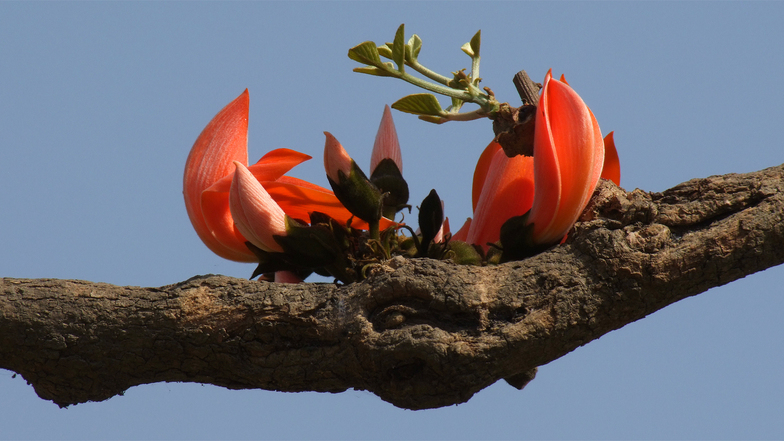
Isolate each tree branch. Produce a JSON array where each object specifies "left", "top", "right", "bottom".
[{"left": 2, "top": 164, "right": 783, "bottom": 410}]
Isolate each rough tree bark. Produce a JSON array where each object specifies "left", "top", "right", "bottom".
[{"left": 2, "top": 164, "right": 783, "bottom": 410}]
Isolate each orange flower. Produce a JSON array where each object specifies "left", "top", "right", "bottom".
[
  {"left": 464, "top": 71, "right": 615, "bottom": 253},
  {"left": 183, "top": 90, "right": 252, "bottom": 261},
  {"left": 527, "top": 70, "right": 605, "bottom": 245},
  {"left": 465, "top": 141, "right": 535, "bottom": 250},
  {"left": 184, "top": 90, "right": 366, "bottom": 262}
]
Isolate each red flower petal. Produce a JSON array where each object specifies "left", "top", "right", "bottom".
[{"left": 183, "top": 89, "right": 254, "bottom": 261}]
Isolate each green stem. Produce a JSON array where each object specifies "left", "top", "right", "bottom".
[
  {"left": 369, "top": 219, "right": 380, "bottom": 241},
  {"left": 440, "top": 107, "right": 495, "bottom": 122},
  {"left": 379, "top": 62, "right": 494, "bottom": 109},
  {"left": 394, "top": 69, "right": 476, "bottom": 102},
  {"left": 471, "top": 55, "right": 480, "bottom": 87},
  {"left": 407, "top": 59, "right": 452, "bottom": 85}
]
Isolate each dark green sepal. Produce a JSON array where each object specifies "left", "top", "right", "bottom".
[
  {"left": 444, "top": 240, "right": 483, "bottom": 266},
  {"left": 273, "top": 215, "right": 357, "bottom": 284},
  {"left": 370, "top": 158, "right": 409, "bottom": 217},
  {"left": 244, "top": 241, "right": 301, "bottom": 280},
  {"left": 417, "top": 189, "right": 443, "bottom": 257},
  {"left": 327, "top": 160, "right": 383, "bottom": 224},
  {"left": 309, "top": 211, "right": 352, "bottom": 250},
  {"left": 273, "top": 216, "right": 344, "bottom": 269},
  {"left": 498, "top": 211, "right": 550, "bottom": 262},
  {"left": 485, "top": 243, "right": 503, "bottom": 265}
]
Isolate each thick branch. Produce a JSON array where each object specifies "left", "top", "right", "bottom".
[{"left": 2, "top": 164, "right": 783, "bottom": 410}]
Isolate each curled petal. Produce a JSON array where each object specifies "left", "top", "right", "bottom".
[
  {"left": 229, "top": 161, "right": 286, "bottom": 253},
  {"left": 452, "top": 218, "right": 472, "bottom": 243},
  {"left": 323, "top": 132, "right": 354, "bottom": 183},
  {"left": 601, "top": 131, "right": 621, "bottom": 186},
  {"left": 264, "top": 177, "right": 353, "bottom": 224},
  {"left": 472, "top": 141, "right": 503, "bottom": 212},
  {"left": 198, "top": 148, "right": 313, "bottom": 262},
  {"left": 183, "top": 89, "right": 252, "bottom": 261},
  {"left": 264, "top": 177, "right": 394, "bottom": 230},
  {"left": 200, "top": 189, "right": 255, "bottom": 261},
  {"left": 467, "top": 148, "right": 535, "bottom": 250},
  {"left": 203, "top": 148, "right": 313, "bottom": 194},
  {"left": 201, "top": 149, "right": 326, "bottom": 262},
  {"left": 437, "top": 217, "right": 449, "bottom": 243},
  {"left": 529, "top": 71, "right": 604, "bottom": 245}
]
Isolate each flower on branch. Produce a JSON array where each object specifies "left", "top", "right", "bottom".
[
  {"left": 184, "top": 90, "right": 376, "bottom": 264},
  {"left": 183, "top": 25, "right": 621, "bottom": 282}
]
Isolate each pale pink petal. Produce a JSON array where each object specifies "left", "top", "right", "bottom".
[
  {"left": 274, "top": 271, "right": 303, "bottom": 284},
  {"left": 323, "top": 132, "right": 353, "bottom": 183},
  {"left": 433, "top": 201, "right": 446, "bottom": 243},
  {"left": 229, "top": 161, "right": 286, "bottom": 253},
  {"left": 370, "top": 105, "right": 403, "bottom": 173}
]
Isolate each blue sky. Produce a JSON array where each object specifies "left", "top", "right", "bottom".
[{"left": 2, "top": 2, "right": 783, "bottom": 439}]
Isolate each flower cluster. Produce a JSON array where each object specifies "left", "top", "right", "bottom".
[
  {"left": 184, "top": 91, "right": 412, "bottom": 283},
  {"left": 183, "top": 71, "right": 619, "bottom": 283},
  {"left": 457, "top": 71, "right": 620, "bottom": 262}
]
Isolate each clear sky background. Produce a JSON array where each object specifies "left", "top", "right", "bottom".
[{"left": 2, "top": 2, "right": 783, "bottom": 439}]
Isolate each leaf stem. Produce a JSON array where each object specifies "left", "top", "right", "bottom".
[
  {"left": 390, "top": 68, "right": 475, "bottom": 103},
  {"left": 406, "top": 59, "right": 452, "bottom": 85},
  {"left": 440, "top": 108, "right": 492, "bottom": 122}
]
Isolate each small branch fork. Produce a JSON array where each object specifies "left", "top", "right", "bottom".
[{"left": 2, "top": 164, "right": 783, "bottom": 410}]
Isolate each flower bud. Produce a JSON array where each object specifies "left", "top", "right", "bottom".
[
  {"left": 323, "top": 132, "right": 383, "bottom": 224},
  {"left": 418, "top": 189, "right": 444, "bottom": 256},
  {"left": 370, "top": 106, "right": 409, "bottom": 218}
]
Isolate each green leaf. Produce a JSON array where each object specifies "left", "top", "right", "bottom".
[
  {"left": 460, "top": 42, "right": 473, "bottom": 57},
  {"left": 352, "top": 67, "right": 395, "bottom": 77},
  {"left": 408, "top": 34, "right": 422, "bottom": 59},
  {"left": 392, "top": 24, "right": 406, "bottom": 70},
  {"left": 348, "top": 41, "right": 382, "bottom": 66},
  {"left": 377, "top": 44, "right": 393, "bottom": 59},
  {"left": 469, "top": 30, "right": 481, "bottom": 58},
  {"left": 392, "top": 93, "right": 443, "bottom": 116},
  {"left": 460, "top": 30, "right": 481, "bottom": 58}
]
